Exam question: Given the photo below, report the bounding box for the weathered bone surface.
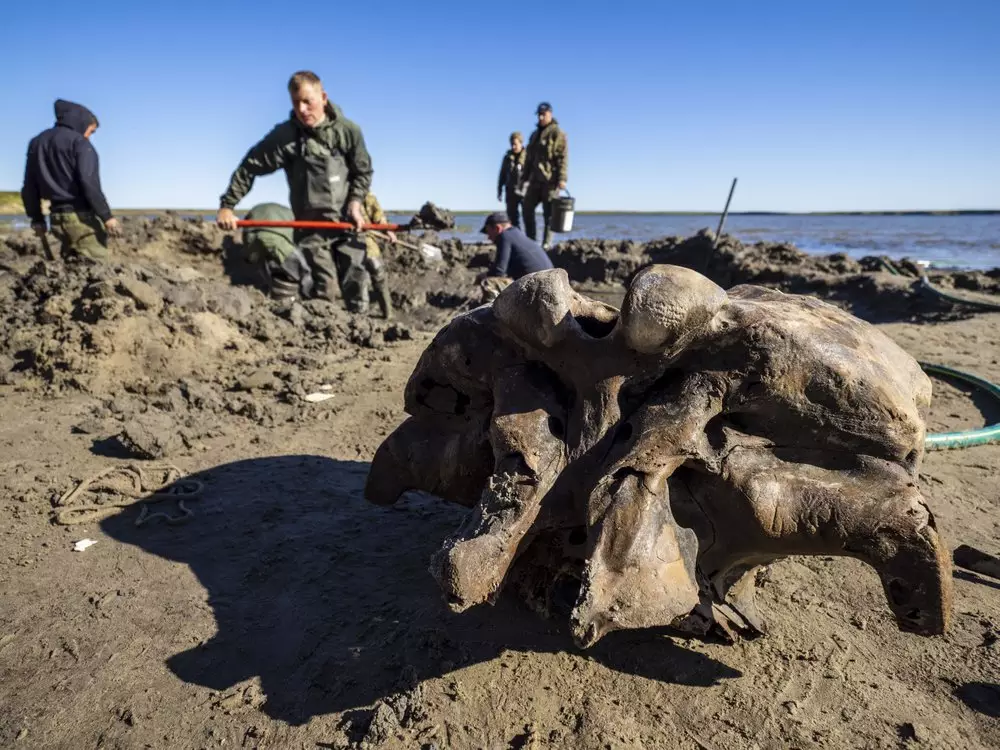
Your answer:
[365,265,952,647]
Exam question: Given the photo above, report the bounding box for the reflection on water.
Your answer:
[3,212,997,270]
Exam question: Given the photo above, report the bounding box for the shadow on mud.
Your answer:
[101,455,740,726]
[954,682,1000,718]
[219,236,267,292]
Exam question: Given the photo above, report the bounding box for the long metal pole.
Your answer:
[714,178,738,247]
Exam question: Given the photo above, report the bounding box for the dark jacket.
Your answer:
[497,148,526,199]
[489,227,554,279]
[220,101,373,220]
[21,100,112,224]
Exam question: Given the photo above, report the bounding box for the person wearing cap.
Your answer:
[477,211,553,302]
[521,102,568,250]
[497,131,526,228]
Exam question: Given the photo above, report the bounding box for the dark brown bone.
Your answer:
[365,265,951,646]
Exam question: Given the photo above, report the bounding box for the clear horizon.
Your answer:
[3,1,998,214]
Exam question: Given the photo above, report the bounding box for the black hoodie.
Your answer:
[21,99,112,223]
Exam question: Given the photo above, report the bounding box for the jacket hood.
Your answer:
[54,99,98,134]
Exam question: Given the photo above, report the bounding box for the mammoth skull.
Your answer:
[365,266,951,647]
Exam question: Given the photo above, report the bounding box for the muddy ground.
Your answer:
[0,217,998,749]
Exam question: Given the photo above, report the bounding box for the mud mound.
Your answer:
[0,225,426,454]
[549,229,999,320]
[2,217,995,412]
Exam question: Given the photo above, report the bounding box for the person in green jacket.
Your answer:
[497,131,526,228]
[521,102,568,250]
[241,202,314,300]
[216,70,374,312]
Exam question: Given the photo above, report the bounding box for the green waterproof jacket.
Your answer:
[220,101,373,219]
[242,202,296,263]
[524,119,568,188]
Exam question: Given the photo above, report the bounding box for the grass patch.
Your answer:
[0,191,24,214]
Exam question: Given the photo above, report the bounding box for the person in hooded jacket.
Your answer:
[216,70,375,312]
[21,100,121,260]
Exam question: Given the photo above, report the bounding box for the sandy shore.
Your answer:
[1,218,998,749]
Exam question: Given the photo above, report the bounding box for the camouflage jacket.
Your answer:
[361,192,387,224]
[219,101,373,219]
[524,119,568,187]
[497,148,526,196]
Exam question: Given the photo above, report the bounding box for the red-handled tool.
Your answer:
[235,219,445,261]
[236,220,409,231]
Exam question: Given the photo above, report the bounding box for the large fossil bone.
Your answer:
[366,265,951,646]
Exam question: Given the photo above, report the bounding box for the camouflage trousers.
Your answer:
[479,275,513,304]
[50,211,109,260]
[522,183,555,249]
[364,235,393,319]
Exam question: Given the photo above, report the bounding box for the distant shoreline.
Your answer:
[2,208,997,218]
[2,190,997,217]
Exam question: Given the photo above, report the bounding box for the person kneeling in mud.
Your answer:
[241,203,314,300]
[477,211,553,303]
[360,191,396,319]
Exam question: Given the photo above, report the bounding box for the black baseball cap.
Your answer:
[480,211,511,233]
[536,102,552,114]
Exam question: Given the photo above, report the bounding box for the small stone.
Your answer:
[383,324,413,343]
[117,277,163,313]
[897,721,926,743]
[234,367,277,392]
[362,702,400,746]
[72,418,108,436]
[116,414,182,459]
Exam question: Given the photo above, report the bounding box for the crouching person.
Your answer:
[477,211,553,303]
[242,203,313,300]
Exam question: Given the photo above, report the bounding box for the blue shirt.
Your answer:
[489,227,554,279]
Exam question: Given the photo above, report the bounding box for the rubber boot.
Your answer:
[269,275,300,301]
[542,227,553,252]
[369,261,393,320]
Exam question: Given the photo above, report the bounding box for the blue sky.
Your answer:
[2,1,998,212]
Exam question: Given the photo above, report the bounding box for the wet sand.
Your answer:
[1,218,998,749]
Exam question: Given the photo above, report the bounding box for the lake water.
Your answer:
[4,212,998,270]
[406,212,1000,271]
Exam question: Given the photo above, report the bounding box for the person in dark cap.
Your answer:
[22,99,121,260]
[476,210,553,302]
[521,101,568,250]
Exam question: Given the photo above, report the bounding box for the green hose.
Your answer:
[919,275,1000,312]
[921,362,1000,450]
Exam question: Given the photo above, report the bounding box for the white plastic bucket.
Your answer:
[551,191,575,233]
